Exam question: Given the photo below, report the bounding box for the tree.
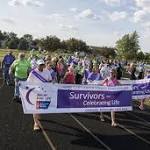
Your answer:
[61,40,67,49]
[115,31,140,60]
[7,38,19,49]
[137,51,145,61]
[64,38,88,52]
[18,38,29,50]
[31,39,40,50]
[102,47,116,58]
[0,30,5,47]
[23,34,33,42]
[40,36,61,51]
[0,30,5,41]
[8,32,17,39]
[144,53,150,63]
[89,46,116,58]
[0,32,18,48]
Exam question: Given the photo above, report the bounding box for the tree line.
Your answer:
[0,30,150,62]
[0,30,89,52]
[116,31,150,62]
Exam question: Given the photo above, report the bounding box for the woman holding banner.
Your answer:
[63,66,75,84]
[139,69,150,110]
[100,68,120,127]
[27,59,52,131]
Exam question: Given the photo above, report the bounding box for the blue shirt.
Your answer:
[3,54,15,66]
[87,72,102,81]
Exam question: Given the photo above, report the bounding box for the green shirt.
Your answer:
[75,65,84,75]
[12,59,31,79]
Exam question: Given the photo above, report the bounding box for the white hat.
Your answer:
[37,59,45,65]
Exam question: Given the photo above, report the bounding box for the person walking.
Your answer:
[9,53,31,102]
[2,51,15,85]
[27,59,52,131]
[100,68,120,126]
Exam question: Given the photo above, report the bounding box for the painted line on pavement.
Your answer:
[38,121,57,150]
[70,114,112,150]
[127,111,150,126]
[104,114,150,145]
[134,109,150,115]
[0,78,5,90]
[118,124,150,145]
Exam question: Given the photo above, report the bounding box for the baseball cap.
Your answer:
[37,59,45,65]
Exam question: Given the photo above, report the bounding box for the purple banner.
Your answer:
[57,90,132,108]
[132,82,150,97]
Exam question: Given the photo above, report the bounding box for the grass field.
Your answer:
[0,49,28,60]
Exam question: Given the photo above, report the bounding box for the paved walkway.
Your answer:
[1,73,150,150]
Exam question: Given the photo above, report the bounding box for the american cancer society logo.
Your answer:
[36,101,51,109]
[36,93,51,109]
[25,86,51,109]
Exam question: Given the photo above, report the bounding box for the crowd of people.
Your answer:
[1,50,149,130]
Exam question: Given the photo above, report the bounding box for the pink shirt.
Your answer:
[102,77,119,86]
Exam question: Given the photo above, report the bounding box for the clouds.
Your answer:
[104,0,120,5]
[43,13,78,32]
[77,9,94,19]
[69,8,78,13]
[1,17,16,25]
[108,11,128,21]
[8,0,44,7]
[133,0,150,27]
[47,13,65,22]
[0,0,149,51]
[8,0,22,6]
[135,0,150,9]
[133,9,147,23]
[98,0,120,6]
[59,24,78,31]
[76,9,102,21]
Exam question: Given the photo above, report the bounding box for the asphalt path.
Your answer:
[1,71,150,150]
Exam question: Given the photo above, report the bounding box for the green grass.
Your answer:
[0,49,29,61]
[144,99,150,108]
[0,49,70,64]
[134,99,150,108]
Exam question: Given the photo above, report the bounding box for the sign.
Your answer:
[19,82,132,114]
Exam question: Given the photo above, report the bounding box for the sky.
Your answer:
[0,0,150,52]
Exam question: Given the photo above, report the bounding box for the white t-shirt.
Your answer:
[30,58,37,69]
[27,68,52,84]
[100,65,111,79]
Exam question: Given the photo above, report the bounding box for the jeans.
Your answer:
[3,65,11,84]
[14,77,27,97]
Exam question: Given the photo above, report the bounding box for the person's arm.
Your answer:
[27,60,32,74]
[63,72,68,83]
[101,78,108,86]
[11,55,15,64]
[1,56,6,69]
[116,80,121,85]
[48,71,52,82]
[9,61,16,75]
[73,73,76,84]
[27,71,34,83]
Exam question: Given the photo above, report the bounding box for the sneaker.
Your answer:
[16,98,22,104]
[12,96,19,101]
[33,124,40,131]
[12,96,22,104]
[139,105,144,111]
[100,115,105,122]
[6,80,9,86]
[111,122,117,127]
